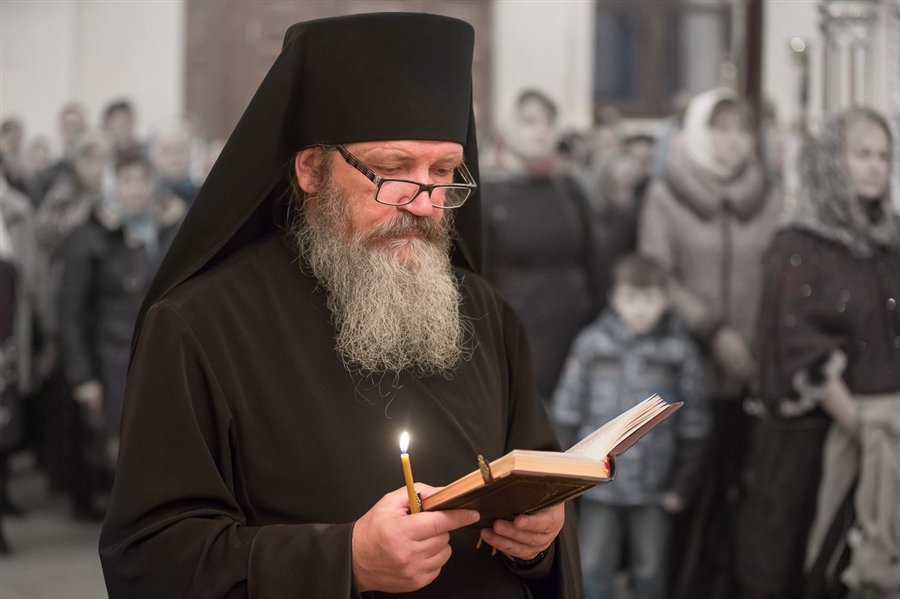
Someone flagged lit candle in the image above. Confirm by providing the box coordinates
[399,431,420,514]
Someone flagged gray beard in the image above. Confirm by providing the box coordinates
[290,181,470,376]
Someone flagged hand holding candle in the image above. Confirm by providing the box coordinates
[399,432,420,514]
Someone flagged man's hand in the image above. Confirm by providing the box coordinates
[479,502,564,561]
[72,380,103,413]
[352,484,480,593]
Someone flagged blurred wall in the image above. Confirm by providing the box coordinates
[492,1,594,131]
[0,1,184,152]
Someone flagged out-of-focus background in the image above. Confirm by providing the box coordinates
[1,2,898,598]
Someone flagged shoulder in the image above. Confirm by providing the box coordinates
[765,227,845,267]
[163,233,295,316]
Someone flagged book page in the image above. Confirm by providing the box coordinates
[564,395,668,461]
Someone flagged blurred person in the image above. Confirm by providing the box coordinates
[0,118,27,194]
[59,149,185,519]
[149,119,200,208]
[591,154,645,303]
[32,131,109,515]
[0,156,56,517]
[736,107,899,599]
[557,128,593,196]
[552,253,711,599]
[482,88,601,402]
[638,87,783,599]
[59,102,88,156]
[22,137,54,196]
[623,133,656,204]
[99,15,581,597]
[30,103,91,206]
[102,99,141,159]
[588,106,624,191]
[37,132,109,287]
[0,251,18,555]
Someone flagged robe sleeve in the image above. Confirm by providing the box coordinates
[499,303,584,598]
[99,302,360,599]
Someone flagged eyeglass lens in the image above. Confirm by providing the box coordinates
[377,181,472,208]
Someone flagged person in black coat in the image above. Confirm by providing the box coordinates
[58,149,184,517]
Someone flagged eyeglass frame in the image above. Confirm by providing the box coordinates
[332,144,477,210]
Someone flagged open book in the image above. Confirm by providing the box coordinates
[422,395,681,527]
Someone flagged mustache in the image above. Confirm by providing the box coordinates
[359,211,451,247]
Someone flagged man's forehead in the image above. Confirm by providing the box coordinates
[345,140,465,162]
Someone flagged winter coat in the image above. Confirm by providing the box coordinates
[58,194,184,431]
[551,309,710,505]
[639,144,781,399]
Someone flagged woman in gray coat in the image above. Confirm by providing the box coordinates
[638,87,783,598]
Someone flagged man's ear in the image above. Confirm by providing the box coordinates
[294,148,321,193]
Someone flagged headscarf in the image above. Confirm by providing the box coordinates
[788,108,899,258]
[682,87,745,180]
[133,12,482,342]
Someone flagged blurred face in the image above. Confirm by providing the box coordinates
[24,139,52,175]
[709,108,751,171]
[74,145,108,192]
[60,109,86,148]
[625,139,654,178]
[106,109,135,148]
[610,283,670,335]
[593,125,621,161]
[510,98,557,161]
[0,123,23,155]
[844,119,890,202]
[115,163,154,215]
[152,128,193,181]
[608,164,640,208]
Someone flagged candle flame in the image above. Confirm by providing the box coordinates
[399,431,410,453]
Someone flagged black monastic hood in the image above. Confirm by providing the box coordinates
[134,12,482,338]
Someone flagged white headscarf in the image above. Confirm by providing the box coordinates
[683,87,743,180]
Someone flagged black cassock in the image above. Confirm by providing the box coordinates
[99,231,581,598]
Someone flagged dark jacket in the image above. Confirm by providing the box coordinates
[482,170,601,400]
[59,195,184,430]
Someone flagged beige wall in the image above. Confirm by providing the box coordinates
[492,1,594,131]
[0,1,184,153]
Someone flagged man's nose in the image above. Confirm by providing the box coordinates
[400,189,437,217]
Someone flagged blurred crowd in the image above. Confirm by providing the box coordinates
[0,99,224,552]
[1,87,898,599]
[479,88,898,599]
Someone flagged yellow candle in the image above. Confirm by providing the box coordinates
[399,432,420,514]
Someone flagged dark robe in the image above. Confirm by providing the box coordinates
[99,231,580,598]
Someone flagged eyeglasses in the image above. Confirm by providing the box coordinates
[334,145,476,209]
